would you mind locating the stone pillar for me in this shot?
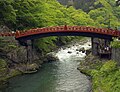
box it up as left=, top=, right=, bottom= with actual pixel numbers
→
left=91, top=37, right=111, bottom=58
left=26, top=40, right=33, bottom=64
left=91, top=37, right=98, bottom=55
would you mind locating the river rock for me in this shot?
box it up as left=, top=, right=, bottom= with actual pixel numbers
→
left=44, top=52, right=59, bottom=62
left=67, top=46, right=71, bottom=48
left=75, top=43, right=79, bottom=46
left=27, top=63, right=39, bottom=70
left=88, top=44, right=91, bottom=46
left=68, top=51, right=72, bottom=54
left=16, top=63, right=40, bottom=73
left=62, top=47, right=66, bottom=50
left=82, top=50, right=86, bottom=53
left=85, top=49, right=91, bottom=55
left=78, top=47, right=85, bottom=53
left=76, top=52, right=79, bottom=54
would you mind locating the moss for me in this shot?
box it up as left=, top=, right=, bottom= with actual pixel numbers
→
left=0, top=59, right=21, bottom=84
left=8, top=44, right=17, bottom=49
left=0, top=59, right=8, bottom=78
left=8, top=69, right=22, bottom=78
left=0, top=59, right=7, bottom=69
left=0, top=69, right=22, bottom=83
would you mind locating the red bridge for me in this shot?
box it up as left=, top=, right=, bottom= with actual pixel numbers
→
left=0, top=25, right=119, bottom=56
left=0, top=25, right=120, bottom=42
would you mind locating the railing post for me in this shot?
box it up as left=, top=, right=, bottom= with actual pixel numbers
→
left=64, top=25, right=67, bottom=30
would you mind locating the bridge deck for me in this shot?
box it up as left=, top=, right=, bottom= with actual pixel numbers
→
left=0, top=25, right=119, bottom=41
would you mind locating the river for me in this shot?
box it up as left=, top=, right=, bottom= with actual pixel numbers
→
left=0, top=40, right=91, bottom=92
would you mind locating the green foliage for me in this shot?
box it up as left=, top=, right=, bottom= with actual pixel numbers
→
left=58, top=0, right=97, bottom=12
left=89, top=8, right=120, bottom=28
left=0, top=59, right=7, bottom=69
left=34, top=37, right=58, bottom=53
left=99, top=0, right=112, bottom=11
left=8, top=44, right=17, bottom=49
left=12, top=0, right=41, bottom=30
left=0, top=59, right=7, bottom=78
left=0, top=0, right=98, bottom=30
left=34, top=36, right=81, bottom=53
left=88, top=0, right=120, bottom=29
left=100, top=60, right=117, bottom=75
left=8, top=69, right=22, bottom=78
left=111, top=39, right=120, bottom=48
left=0, top=0, right=16, bottom=29
left=0, top=1, right=120, bottom=90
left=84, top=60, right=120, bottom=92
left=27, top=0, right=97, bottom=52
left=0, top=0, right=120, bottom=30
left=0, top=0, right=120, bottom=56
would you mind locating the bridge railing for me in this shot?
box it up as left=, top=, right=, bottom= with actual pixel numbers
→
left=0, top=25, right=120, bottom=38
left=0, top=32, right=15, bottom=37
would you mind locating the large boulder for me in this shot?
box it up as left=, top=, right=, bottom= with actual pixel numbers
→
left=44, top=52, right=59, bottom=62
left=26, top=63, right=39, bottom=71
left=16, top=63, right=40, bottom=74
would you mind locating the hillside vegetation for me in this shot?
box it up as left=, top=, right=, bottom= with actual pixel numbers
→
left=0, top=0, right=120, bottom=52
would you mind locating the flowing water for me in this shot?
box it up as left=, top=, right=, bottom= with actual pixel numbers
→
left=0, top=41, right=91, bottom=92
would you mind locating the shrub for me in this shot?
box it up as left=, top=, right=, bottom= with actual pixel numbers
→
left=111, top=39, right=120, bottom=48
left=100, top=60, right=117, bottom=73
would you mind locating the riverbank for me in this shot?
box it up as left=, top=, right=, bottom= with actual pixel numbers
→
left=0, top=38, right=92, bottom=92
left=78, top=53, right=120, bottom=92
left=0, top=36, right=86, bottom=89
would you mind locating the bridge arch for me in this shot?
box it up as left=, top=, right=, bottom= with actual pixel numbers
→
left=0, top=25, right=119, bottom=56
left=15, top=25, right=120, bottom=42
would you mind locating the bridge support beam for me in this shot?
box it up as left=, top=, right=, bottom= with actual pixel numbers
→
left=91, top=37, right=98, bottom=55
left=26, top=40, right=34, bottom=64
left=91, top=37, right=111, bottom=58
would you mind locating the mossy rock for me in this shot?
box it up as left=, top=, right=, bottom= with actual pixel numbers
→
left=8, top=69, right=22, bottom=78
left=26, top=63, right=39, bottom=71
left=0, top=59, right=7, bottom=69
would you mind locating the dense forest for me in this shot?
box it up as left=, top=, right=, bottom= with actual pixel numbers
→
left=0, top=0, right=120, bottom=30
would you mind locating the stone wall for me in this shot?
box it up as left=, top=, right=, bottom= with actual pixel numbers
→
left=91, top=38, right=111, bottom=56
left=91, top=37, right=99, bottom=55
left=0, top=37, right=40, bottom=64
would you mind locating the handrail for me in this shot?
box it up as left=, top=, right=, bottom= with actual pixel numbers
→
left=0, top=25, right=119, bottom=39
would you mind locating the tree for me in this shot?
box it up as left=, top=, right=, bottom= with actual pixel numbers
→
left=0, top=0, right=16, bottom=30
